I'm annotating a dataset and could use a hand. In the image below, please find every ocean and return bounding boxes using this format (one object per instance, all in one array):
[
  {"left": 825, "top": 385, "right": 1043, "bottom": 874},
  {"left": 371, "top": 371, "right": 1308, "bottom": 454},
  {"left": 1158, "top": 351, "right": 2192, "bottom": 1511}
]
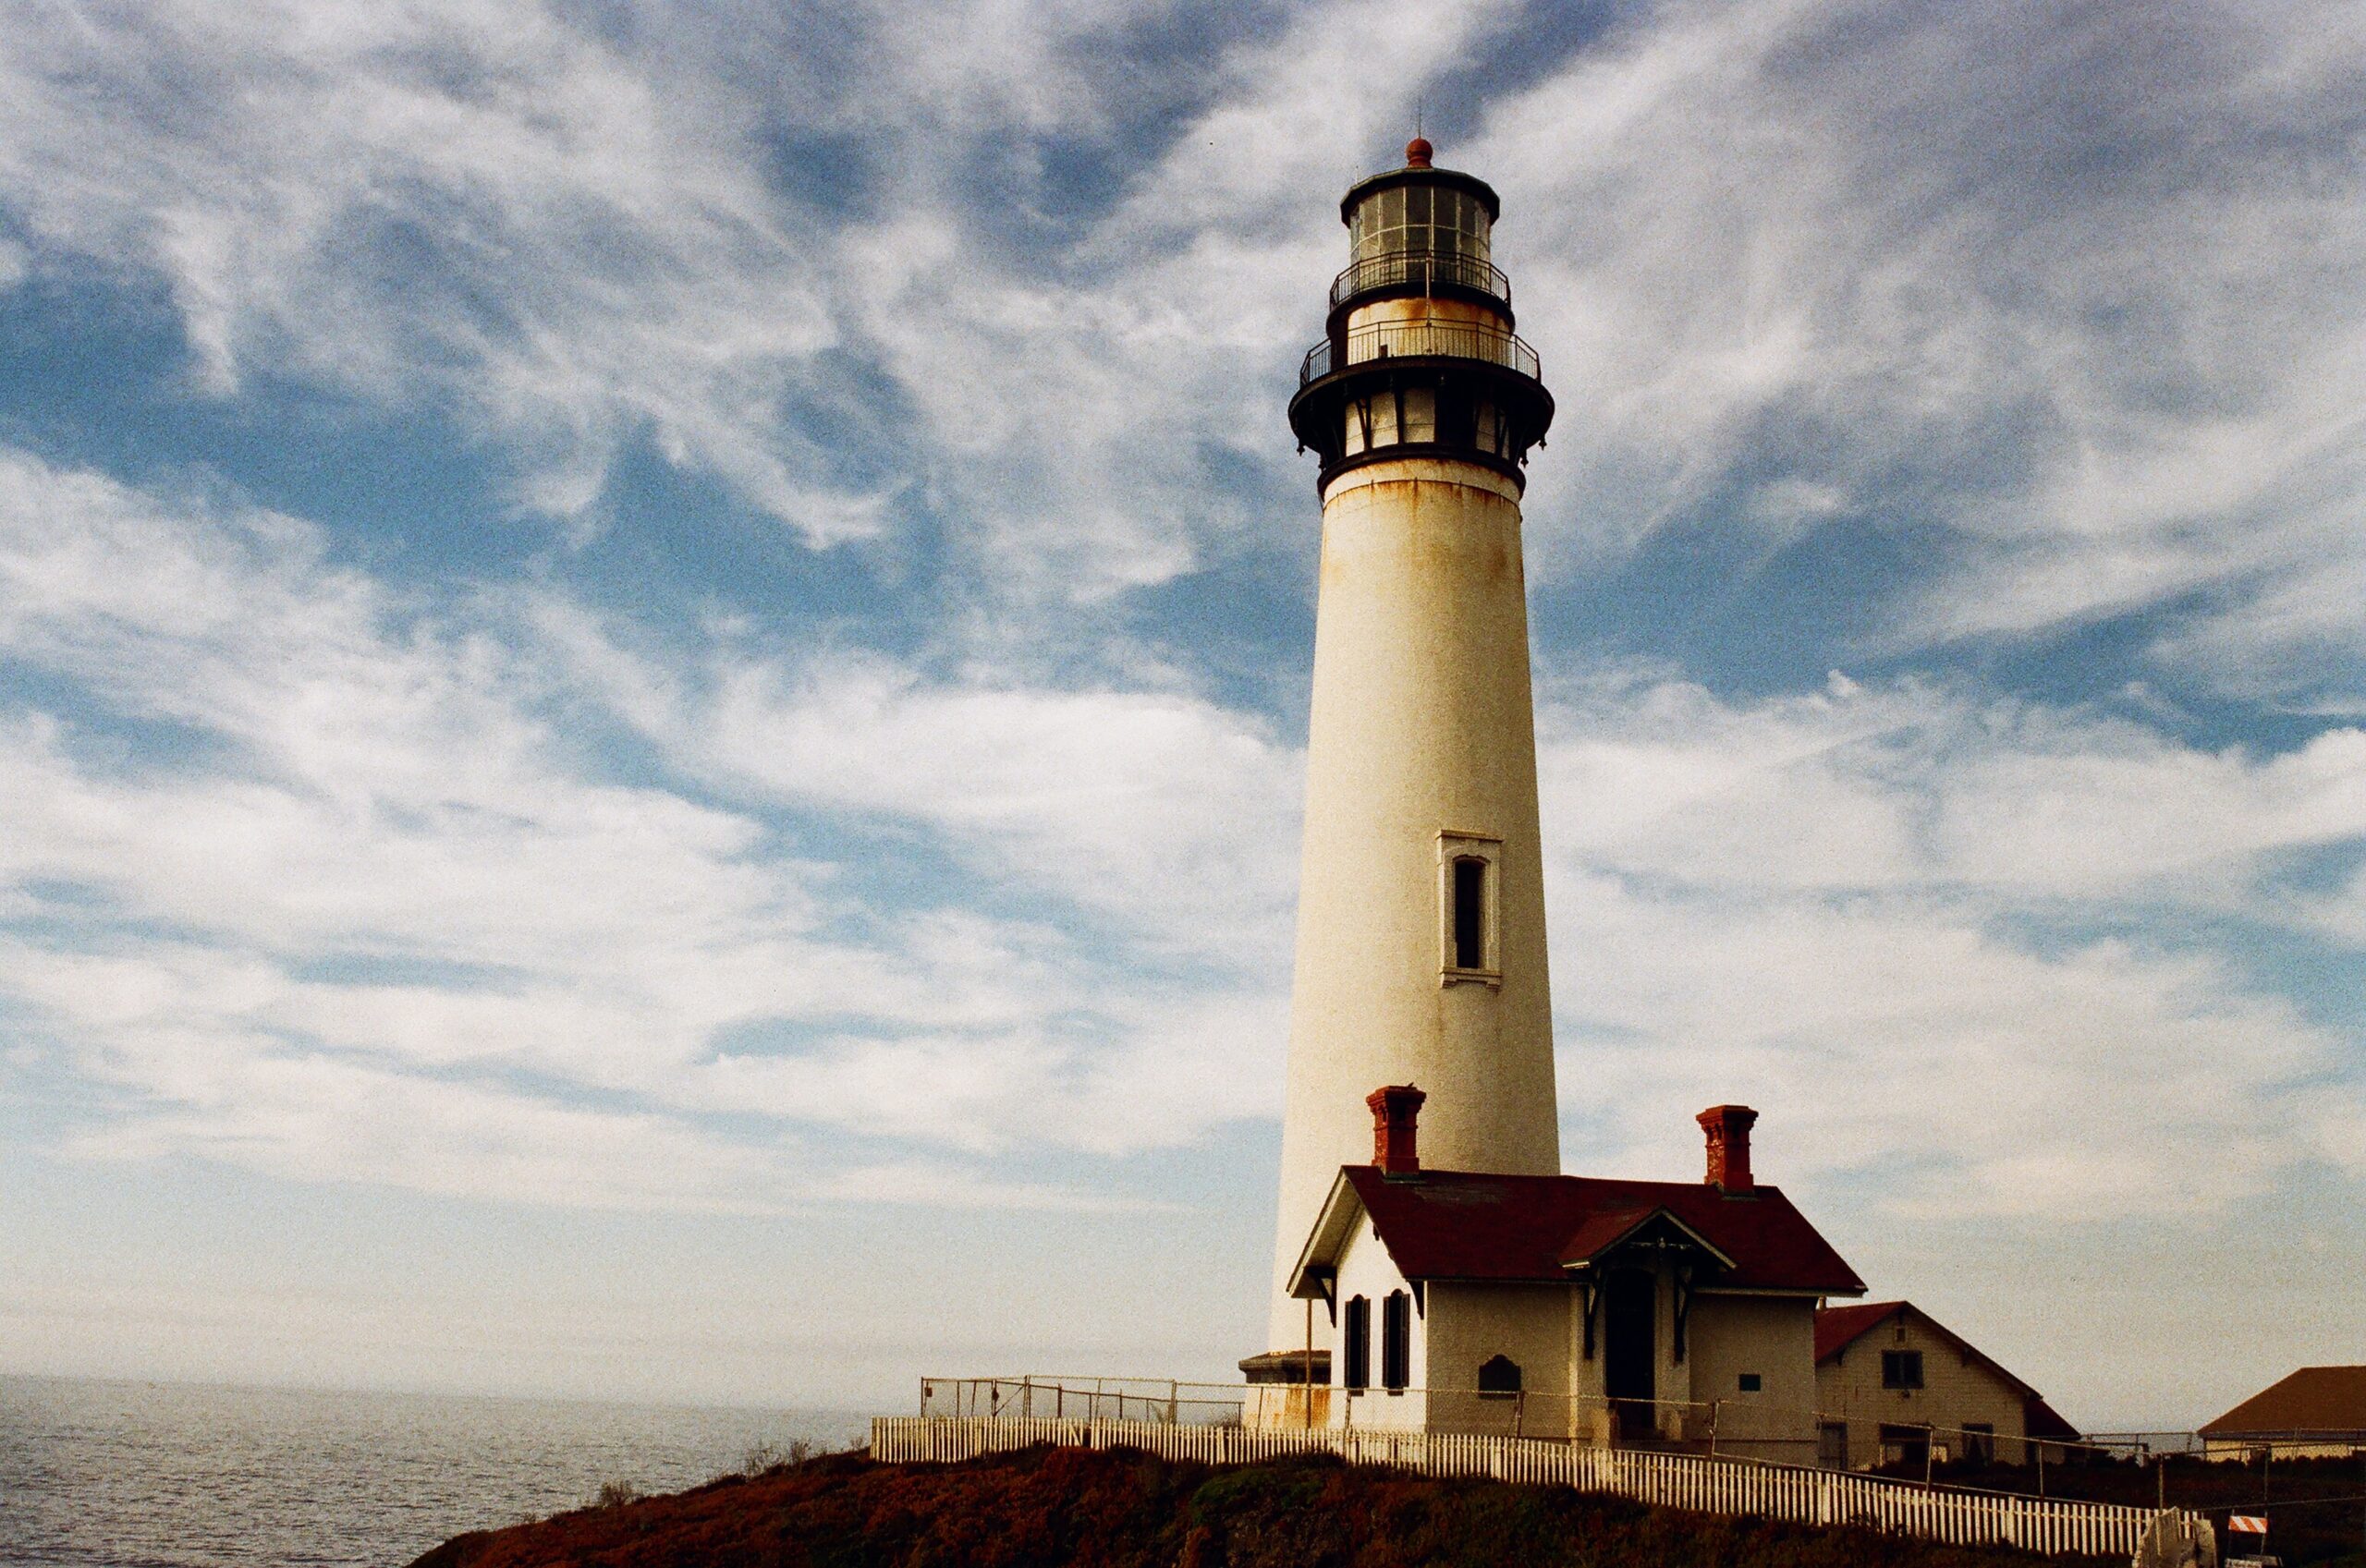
[{"left": 0, "top": 1374, "right": 869, "bottom": 1568}]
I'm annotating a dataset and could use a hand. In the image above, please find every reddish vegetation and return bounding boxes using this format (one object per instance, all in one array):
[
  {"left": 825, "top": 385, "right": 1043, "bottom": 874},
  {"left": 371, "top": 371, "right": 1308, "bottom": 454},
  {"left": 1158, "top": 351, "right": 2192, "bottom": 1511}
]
[{"left": 408, "top": 1444, "right": 2125, "bottom": 1568}]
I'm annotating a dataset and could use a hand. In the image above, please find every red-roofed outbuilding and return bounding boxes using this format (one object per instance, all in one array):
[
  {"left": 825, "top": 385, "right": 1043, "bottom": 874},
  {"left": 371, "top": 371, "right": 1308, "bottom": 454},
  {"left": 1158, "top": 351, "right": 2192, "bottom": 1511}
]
[{"left": 1812, "top": 1300, "right": 2081, "bottom": 1469}]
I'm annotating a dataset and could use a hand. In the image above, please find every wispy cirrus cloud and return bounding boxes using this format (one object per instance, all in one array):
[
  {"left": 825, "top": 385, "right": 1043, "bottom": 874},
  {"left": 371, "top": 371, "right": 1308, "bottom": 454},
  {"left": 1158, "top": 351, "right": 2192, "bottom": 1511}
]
[
  {"left": 0, "top": 449, "right": 1287, "bottom": 1205},
  {"left": 1472, "top": 0, "right": 2366, "bottom": 694},
  {"left": 9, "top": 0, "right": 2366, "bottom": 699}
]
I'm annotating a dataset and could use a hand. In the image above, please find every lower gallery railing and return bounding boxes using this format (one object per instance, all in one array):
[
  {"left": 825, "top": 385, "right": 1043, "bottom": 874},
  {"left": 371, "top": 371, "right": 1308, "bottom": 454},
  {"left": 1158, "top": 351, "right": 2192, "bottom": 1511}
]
[{"left": 870, "top": 1416, "right": 2212, "bottom": 1565}]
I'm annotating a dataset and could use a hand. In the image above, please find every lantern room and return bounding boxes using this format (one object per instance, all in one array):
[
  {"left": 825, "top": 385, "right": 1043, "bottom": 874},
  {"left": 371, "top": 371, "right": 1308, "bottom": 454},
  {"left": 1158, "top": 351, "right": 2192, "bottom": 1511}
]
[{"left": 1289, "top": 139, "right": 1552, "bottom": 491}]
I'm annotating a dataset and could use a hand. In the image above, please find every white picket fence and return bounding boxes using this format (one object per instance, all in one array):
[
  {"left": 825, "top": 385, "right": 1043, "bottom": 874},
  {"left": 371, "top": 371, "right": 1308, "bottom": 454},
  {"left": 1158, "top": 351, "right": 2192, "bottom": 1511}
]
[{"left": 870, "top": 1416, "right": 2205, "bottom": 1562}]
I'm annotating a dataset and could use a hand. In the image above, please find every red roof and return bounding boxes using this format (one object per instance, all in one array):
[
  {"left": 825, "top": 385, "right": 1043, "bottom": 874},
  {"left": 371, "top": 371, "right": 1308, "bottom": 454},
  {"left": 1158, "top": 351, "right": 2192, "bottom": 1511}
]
[
  {"left": 1814, "top": 1300, "right": 1906, "bottom": 1361},
  {"left": 1339, "top": 1166, "right": 1866, "bottom": 1295},
  {"left": 2025, "top": 1394, "right": 2080, "bottom": 1441},
  {"left": 2201, "top": 1367, "right": 2366, "bottom": 1437}
]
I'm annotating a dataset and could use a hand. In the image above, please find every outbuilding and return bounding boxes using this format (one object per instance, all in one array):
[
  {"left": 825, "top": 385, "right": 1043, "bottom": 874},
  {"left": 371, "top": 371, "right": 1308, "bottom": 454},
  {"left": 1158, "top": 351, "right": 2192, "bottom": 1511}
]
[
  {"left": 1812, "top": 1300, "right": 2079, "bottom": 1469},
  {"left": 2201, "top": 1367, "right": 2366, "bottom": 1460}
]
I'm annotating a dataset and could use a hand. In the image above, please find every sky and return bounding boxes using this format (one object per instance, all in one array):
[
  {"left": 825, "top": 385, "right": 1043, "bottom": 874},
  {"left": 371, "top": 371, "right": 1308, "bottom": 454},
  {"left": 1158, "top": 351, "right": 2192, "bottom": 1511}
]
[{"left": 1, "top": 0, "right": 2361, "bottom": 1433}]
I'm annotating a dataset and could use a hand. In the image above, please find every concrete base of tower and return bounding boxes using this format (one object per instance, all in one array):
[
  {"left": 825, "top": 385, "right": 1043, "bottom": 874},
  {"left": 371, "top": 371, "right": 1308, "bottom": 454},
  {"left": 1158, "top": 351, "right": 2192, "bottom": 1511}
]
[{"left": 1239, "top": 1350, "right": 1332, "bottom": 1430}]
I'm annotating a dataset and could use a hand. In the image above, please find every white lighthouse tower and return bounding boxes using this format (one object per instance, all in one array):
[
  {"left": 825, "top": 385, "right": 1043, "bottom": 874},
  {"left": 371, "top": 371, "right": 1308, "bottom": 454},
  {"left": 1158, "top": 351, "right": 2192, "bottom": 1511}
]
[{"left": 1257, "top": 140, "right": 1561, "bottom": 1357}]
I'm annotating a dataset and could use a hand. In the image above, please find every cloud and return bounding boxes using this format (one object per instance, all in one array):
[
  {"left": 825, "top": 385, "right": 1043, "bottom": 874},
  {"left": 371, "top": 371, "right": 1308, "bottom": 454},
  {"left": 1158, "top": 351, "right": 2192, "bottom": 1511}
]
[
  {"left": 0, "top": 449, "right": 1287, "bottom": 1204},
  {"left": 8, "top": 0, "right": 2366, "bottom": 699},
  {"left": 0, "top": 0, "right": 1567, "bottom": 600},
  {"left": 1465, "top": 0, "right": 2366, "bottom": 691},
  {"left": 539, "top": 600, "right": 1304, "bottom": 959},
  {"left": 1534, "top": 668, "right": 2366, "bottom": 1211},
  {"left": 0, "top": 0, "right": 878, "bottom": 542},
  {"left": 1541, "top": 669, "right": 2366, "bottom": 906}
]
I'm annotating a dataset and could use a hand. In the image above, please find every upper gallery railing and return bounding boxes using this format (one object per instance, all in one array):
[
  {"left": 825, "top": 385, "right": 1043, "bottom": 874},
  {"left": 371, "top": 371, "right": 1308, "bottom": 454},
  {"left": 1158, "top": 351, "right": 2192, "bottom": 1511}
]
[
  {"left": 1330, "top": 250, "right": 1511, "bottom": 311},
  {"left": 1300, "top": 319, "right": 1541, "bottom": 385}
]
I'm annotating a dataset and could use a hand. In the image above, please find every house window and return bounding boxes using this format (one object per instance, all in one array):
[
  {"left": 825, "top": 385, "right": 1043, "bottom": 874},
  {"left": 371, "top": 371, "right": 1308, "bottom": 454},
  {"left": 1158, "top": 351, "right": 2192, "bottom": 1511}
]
[
  {"left": 1477, "top": 1355, "right": 1520, "bottom": 1399},
  {"left": 1962, "top": 1423, "right": 1994, "bottom": 1465},
  {"left": 1738, "top": 1372, "right": 1762, "bottom": 1393},
  {"left": 1342, "top": 1296, "right": 1371, "bottom": 1392},
  {"left": 1381, "top": 1290, "right": 1411, "bottom": 1392},
  {"left": 1438, "top": 832, "right": 1502, "bottom": 981},
  {"left": 1881, "top": 1350, "right": 1924, "bottom": 1390},
  {"left": 1879, "top": 1423, "right": 1930, "bottom": 1469}
]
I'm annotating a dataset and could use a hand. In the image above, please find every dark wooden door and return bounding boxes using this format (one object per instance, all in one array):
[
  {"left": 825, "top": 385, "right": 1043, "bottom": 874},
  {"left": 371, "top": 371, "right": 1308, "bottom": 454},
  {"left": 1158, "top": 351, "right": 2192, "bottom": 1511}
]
[{"left": 1602, "top": 1270, "right": 1656, "bottom": 1439}]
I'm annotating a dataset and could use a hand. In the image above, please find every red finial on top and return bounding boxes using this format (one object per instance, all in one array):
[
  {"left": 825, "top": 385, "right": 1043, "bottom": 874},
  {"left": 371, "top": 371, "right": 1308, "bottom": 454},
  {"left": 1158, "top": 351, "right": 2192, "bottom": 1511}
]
[{"left": 1405, "top": 137, "right": 1433, "bottom": 168}]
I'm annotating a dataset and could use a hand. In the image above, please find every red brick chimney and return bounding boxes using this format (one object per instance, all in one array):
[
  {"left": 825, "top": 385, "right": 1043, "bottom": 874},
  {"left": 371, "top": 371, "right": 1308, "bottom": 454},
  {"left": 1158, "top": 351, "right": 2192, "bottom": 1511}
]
[
  {"left": 1698, "top": 1104, "right": 1758, "bottom": 1192},
  {"left": 1367, "top": 1085, "right": 1427, "bottom": 1175}
]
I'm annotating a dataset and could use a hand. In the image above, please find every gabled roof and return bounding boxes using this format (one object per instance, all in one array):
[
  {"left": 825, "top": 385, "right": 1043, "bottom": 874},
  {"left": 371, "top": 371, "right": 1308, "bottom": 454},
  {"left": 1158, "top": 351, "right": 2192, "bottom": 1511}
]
[
  {"left": 1815, "top": 1300, "right": 1907, "bottom": 1362},
  {"left": 1306, "top": 1166, "right": 1865, "bottom": 1295},
  {"left": 2201, "top": 1367, "right": 2366, "bottom": 1437},
  {"left": 1812, "top": 1299, "right": 2080, "bottom": 1438}
]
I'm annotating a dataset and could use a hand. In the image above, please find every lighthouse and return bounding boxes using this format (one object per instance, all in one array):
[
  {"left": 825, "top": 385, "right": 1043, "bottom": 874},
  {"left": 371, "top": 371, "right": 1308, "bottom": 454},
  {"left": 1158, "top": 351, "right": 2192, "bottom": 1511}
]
[{"left": 1256, "top": 140, "right": 1562, "bottom": 1358}]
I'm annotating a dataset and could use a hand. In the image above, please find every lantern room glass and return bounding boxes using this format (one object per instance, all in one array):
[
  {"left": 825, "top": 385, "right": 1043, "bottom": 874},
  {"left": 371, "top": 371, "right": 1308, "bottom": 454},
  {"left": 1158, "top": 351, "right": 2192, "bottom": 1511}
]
[{"left": 1348, "top": 181, "right": 1492, "bottom": 269}]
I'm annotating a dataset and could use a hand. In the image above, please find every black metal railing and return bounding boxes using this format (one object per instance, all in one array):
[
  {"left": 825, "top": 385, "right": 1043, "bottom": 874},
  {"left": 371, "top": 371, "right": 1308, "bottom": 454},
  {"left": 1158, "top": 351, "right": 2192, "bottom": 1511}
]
[
  {"left": 1330, "top": 250, "right": 1510, "bottom": 311},
  {"left": 1300, "top": 319, "right": 1540, "bottom": 385}
]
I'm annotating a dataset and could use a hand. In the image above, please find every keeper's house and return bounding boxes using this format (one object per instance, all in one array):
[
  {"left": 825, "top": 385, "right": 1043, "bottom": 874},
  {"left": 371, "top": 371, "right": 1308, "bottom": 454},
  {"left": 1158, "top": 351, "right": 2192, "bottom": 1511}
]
[
  {"left": 2201, "top": 1367, "right": 2366, "bottom": 1460},
  {"left": 1812, "top": 1301, "right": 2080, "bottom": 1470},
  {"left": 1272, "top": 1091, "right": 1865, "bottom": 1459}
]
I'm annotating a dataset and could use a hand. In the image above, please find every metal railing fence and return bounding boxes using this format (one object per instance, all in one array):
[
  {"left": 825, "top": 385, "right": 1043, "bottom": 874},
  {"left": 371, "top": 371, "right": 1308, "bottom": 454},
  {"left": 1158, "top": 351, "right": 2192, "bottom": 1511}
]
[
  {"left": 1330, "top": 250, "right": 1511, "bottom": 310},
  {"left": 1299, "top": 320, "right": 1541, "bottom": 385}
]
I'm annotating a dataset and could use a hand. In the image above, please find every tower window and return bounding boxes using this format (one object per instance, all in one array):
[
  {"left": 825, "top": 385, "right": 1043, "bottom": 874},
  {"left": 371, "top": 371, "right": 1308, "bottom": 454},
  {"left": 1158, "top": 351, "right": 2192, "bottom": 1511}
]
[
  {"left": 1381, "top": 1290, "right": 1411, "bottom": 1392},
  {"left": 1342, "top": 1295, "right": 1371, "bottom": 1392},
  {"left": 1437, "top": 831, "right": 1502, "bottom": 981},
  {"left": 1452, "top": 858, "right": 1485, "bottom": 968},
  {"left": 1478, "top": 1355, "right": 1521, "bottom": 1399}
]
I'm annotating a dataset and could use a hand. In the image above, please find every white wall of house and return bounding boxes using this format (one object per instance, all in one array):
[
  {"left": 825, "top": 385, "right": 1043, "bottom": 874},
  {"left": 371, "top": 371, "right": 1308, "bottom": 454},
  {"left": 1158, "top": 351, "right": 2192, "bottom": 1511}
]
[
  {"left": 1329, "top": 1209, "right": 1428, "bottom": 1431},
  {"left": 1424, "top": 1282, "right": 1573, "bottom": 1437},
  {"left": 1686, "top": 1294, "right": 1820, "bottom": 1462}
]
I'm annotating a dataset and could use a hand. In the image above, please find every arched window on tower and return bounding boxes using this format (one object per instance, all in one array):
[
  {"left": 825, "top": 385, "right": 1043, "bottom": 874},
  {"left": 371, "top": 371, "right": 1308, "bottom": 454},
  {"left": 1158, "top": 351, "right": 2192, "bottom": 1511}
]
[
  {"left": 1438, "top": 831, "right": 1502, "bottom": 982},
  {"left": 1438, "top": 832, "right": 1494, "bottom": 983},
  {"left": 1478, "top": 1354, "right": 1522, "bottom": 1399},
  {"left": 1452, "top": 857, "right": 1486, "bottom": 970},
  {"left": 1342, "top": 1295, "right": 1371, "bottom": 1392}
]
